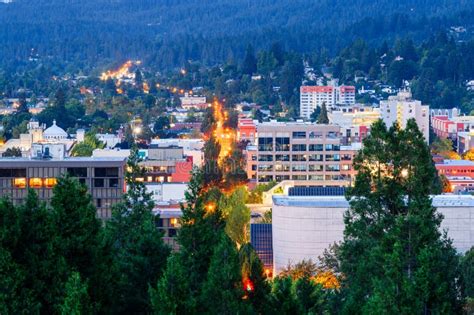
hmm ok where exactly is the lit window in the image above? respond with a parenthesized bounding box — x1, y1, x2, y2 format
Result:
(29, 178, 43, 188)
(170, 218, 178, 227)
(44, 178, 57, 188)
(13, 178, 26, 188)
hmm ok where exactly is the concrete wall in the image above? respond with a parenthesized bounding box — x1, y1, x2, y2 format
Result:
(272, 195, 474, 273)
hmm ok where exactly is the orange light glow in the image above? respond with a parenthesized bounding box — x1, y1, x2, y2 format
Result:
(243, 279, 254, 292)
(212, 101, 236, 166)
(29, 178, 43, 188)
(13, 178, 26, 188)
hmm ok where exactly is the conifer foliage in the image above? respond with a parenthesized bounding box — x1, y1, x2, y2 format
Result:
(339, 119, 461, 313)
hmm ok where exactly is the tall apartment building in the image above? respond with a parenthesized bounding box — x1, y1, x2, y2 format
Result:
(300, 85, 356, 119)
(380, 91, 429, 142)
(255, 122, 357, 184)
(0, 157, 126, 218)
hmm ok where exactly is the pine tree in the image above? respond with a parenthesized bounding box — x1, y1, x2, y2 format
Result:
(200, 233, 246, 314)
(106, 146, 170, 313)
(59, 272, 92, 315)
(338, 119, 461, 313)
(151, 168, 226, 314)
(239, 243, 271, 313)
(50, 176, 118, 312)
(317, 102, 329, 124)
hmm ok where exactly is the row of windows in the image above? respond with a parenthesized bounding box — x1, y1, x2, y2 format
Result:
(13, 178, 57, 189)
(0, 167, 119, 178)
(258, 154, 346, 162)
(258, 143, 342, 152)
(257, 164, 350, 172)
(258, 174, 352, 182)
(11, 177, 119, 189)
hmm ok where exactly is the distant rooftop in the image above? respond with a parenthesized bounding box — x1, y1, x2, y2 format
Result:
(273, 194, 474, 208)
(437, 160, 474, 166)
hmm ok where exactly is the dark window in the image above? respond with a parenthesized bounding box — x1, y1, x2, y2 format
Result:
(292, 155, 306, 162)
(258, 137, 273, 152)
(94, 179, 105, 187)
(292, 131, 306, 139)
(275, 154, 290, 161)
(0, 168, 27, 177)
(258, 155, 273, 162)
(95, 167, 119, 177)
(309, 144, 323, 151)
(12, 169, 27, 177)
(292, 144, 306, 152)
(275, 137, 290, 151)
(79, 178, 86, 185)
(96, 198, 102, 208)
(67, 167, 87, 177)
(109, 178, 119, 188)
(169, 229, 177, 237)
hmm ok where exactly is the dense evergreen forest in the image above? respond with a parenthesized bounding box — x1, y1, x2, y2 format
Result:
(1, 0, 474, 70)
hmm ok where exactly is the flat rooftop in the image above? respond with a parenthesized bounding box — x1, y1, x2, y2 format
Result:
(436, 160, 474, 166)
(273, 194, 474, 208)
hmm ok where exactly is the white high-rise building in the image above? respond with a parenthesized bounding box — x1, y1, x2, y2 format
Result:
(380, 91, 429, 142)
(300, 85, 356, 119)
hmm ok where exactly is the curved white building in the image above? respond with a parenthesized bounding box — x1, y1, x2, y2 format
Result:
(272, 195, 474, 273)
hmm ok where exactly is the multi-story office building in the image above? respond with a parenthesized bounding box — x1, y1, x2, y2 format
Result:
(0, 157, 126, 218)
(380, 91, 429, 142)
(300, 85, 356, 119)
(255, 122, 357, 184)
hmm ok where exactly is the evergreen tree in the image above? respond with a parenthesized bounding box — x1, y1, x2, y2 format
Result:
(200, 233, 246, 314)
(203, 135, 222, 187)
(310, 106, 321, 123)
(269, 277, 298, 314)
(59, 272, 92, 315)
(239, 243, 271, 313)
(17, 92, 29, 114)
(151, 168, 226, 314)
(106, 146, 170, 313)
(242, 44, 257, 75)
(317, 102, 329, 124)
(338, 119, 461, 314)
(50, 176, 117, 312)
(461, 247, 474, 299)
(0, 192, 68, 313)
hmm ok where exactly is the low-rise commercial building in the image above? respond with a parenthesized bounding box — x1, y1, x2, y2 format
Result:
(0, 157, 126, 218)
(436, 159, 474, 178)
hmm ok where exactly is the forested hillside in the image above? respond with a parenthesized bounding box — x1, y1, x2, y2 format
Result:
(1, 0, 473, 70)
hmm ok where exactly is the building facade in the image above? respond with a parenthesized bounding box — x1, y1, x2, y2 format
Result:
(0, 157, 126, 218)
(380, 91, 429, 142)
(255, 122, 357, 184)
(436, 159, 474, 178)
(300, 85, 356, 119)
(272, 194, 474, 274)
